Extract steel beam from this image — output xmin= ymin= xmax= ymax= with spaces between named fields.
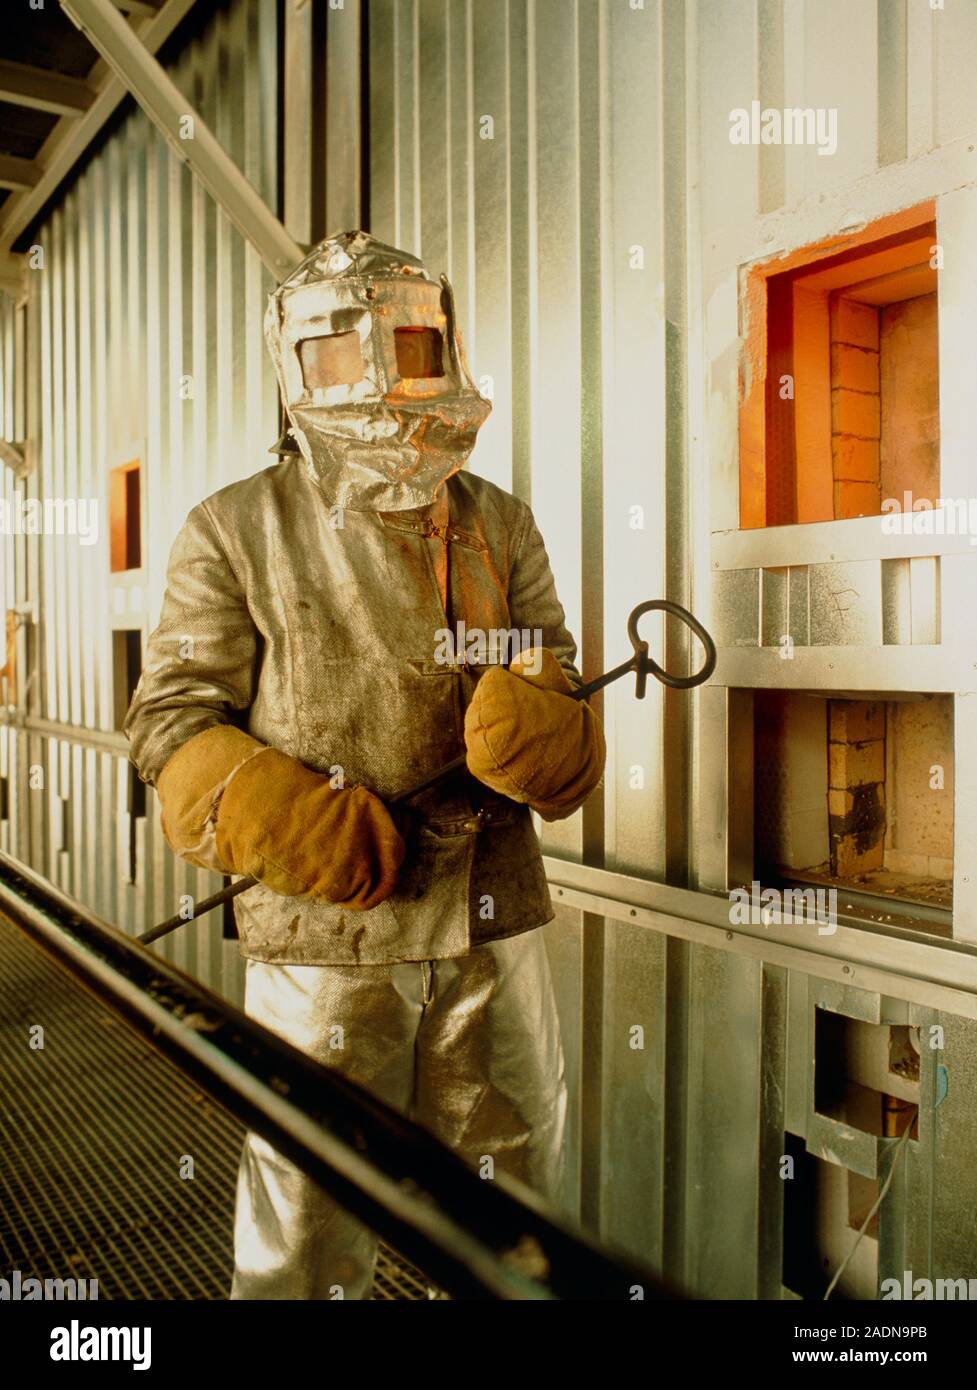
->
xmin=0 ymin=439 xmax=27 ymax=471
xmin=0 ymin=0 xmax=198 ymax=256
xmin=111 ymin=0 xmax=161 ymax=15
xmin=0 ymin=155 xmax=41 ymax=193
xmin=0 ymin=58 xmax=93 ymax=117
xmin=59 ymin=0 xmax=303 ymax=279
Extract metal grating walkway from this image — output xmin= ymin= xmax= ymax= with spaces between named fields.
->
xmin=0 ymin=912 xmax=432 ymax=1300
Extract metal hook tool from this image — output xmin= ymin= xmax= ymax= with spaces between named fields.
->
xmin=139 ymin=599 xmax=716 ymax=945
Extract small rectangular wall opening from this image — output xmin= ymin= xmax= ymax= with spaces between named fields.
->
xmin=110 ymin=460 xmax=142 ymax=572
xmin=754 ymin=690 xmax=953 ymax=922
xmin=126 ymin=764 xmax=145 ymax=885
xmin=1 ymin=610 xmax=16 ymax=706
xmin=888 ymin=1025 xmax=920 ymax=1085
xmin=223 ymin=877 xmax=240 ymax=940
xmin=112 ymin=630 xmax=143 ymax=732
xmin=814 ymin=1010 xmax=920 ymax=1142
xmin=782 ymin=1132 xmax=879 ymax=1300
xmin=739 ymin=203 xmax=939 ymax=527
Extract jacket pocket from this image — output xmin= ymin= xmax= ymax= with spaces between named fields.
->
xmin=393 ymin=822 xmax=477 ymax=904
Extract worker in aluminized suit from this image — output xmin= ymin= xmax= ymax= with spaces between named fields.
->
xmin=124 ymin=230 xmax=605 ymax=1300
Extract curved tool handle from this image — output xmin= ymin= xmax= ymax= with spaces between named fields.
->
xmin=626 ymin=599 xmax=717 ymax=692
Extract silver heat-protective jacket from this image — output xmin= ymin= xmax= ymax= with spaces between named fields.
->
xmin=124 ymin=458 xmax=581 ymax=966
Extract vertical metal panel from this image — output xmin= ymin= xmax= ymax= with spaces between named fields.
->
xmin=761 ymin=566 xmax=789 ymax=647
xmin=325 ymin=1 xmax=363 ymax=233
xmin=661 ymin=0 xmax=692 ymax=889
xmin=544 ymin=898 xmax=584 ymax=1221
xmin=599 ymin=922 xmax=668 ymax=1264
xmin=602 ymin=0 xmax=667 ymax=881
xmin=799 ymin=0 xmax=879 ymax=195
xmin=575 ymin=0 xmax=608 ymax=1231
xmin=684 ymin=944 xmax=762 ymax=1297
xmin=530 ymin=0 xmax=592 ymax=1221
xmin=0 ymin=294 xmax=18 ymax=442
xmin=931 ymin=1012 xmax=977 ymax=1276
xmin=808 ymin=560 xmax=883 ymax=646
xmin=761 ymin=961 xmax=789 ymax=1295
xmin=469 ymin=0 xmax=513 ymax=495
xmin=906 ymin=0 xmax=936 ymax=158
xmin=877 ymin=0 xmax=908 ymax=167
xmin=757 ymin=0 xmax=786 ymax=212
xmin=896 ymin=1002 xmax=937 ymax=1286
xmin=369 ymin=0 xmax=400 ymax=246
xmin=415 ymin=0 xmax=450 ymax=278
xmin=933 ymin=0 xmax=977 ymax=145
xmin=0 ymin=294 xmax=19 ymax=642
xmin=697 ymin=0 xmax=759 ymax=259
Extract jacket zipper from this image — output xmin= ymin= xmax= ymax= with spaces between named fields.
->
xmin=425 ymin=518 xmax=452 ymax=622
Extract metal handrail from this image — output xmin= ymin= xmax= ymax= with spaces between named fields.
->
xmin=0 ymin=848 xmax=675 ymax=1301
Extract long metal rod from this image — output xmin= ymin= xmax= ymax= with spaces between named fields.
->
xmin=140 ymin=874 xmax=254 ymax=945
xmin=59 ymin=0 xmax=304 ymax=280
xmin=0 ymin=848 xmax=672 ymax=1300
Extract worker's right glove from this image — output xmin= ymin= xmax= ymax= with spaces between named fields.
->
xmin=156 ymin=725 xmax=405 ymax=910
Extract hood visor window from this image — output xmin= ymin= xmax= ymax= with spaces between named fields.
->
xmin=298 ymin=331 xmax=365 ymax=390
xmin=394 ymin=326 xmax=445 ymax=380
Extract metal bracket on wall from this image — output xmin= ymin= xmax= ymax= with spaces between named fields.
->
xmin=542 ymin=856 xmax=977 ymax=1020
xmin=0 ymin=438 xmax=27 ymax=474
xmin=59 ymin=0 xmax=304 ymax=281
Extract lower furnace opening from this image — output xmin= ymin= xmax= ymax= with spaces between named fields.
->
xmin=814 ymin=1010 xmax=920 ymax=1143
xmin=753 ymin=690 xmax=953 ymax=923
xmin=781 ymin=1133 xmax=880 ymax=1301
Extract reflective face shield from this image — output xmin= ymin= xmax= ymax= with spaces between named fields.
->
xmin=264 ymin=232 xmax=492 ymax=512
xmin=297 ymin=325 xmax=445 ymax=389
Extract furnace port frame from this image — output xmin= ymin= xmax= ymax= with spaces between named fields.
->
xmin=739 ymin=200 xmax=939 ymax=530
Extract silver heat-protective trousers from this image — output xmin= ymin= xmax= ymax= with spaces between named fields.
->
xmin=230 ymin=928 xmax=567 ymax=1299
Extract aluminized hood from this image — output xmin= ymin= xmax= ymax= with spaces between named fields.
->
xmin=264 ymin=230 xmax=491 ymax=512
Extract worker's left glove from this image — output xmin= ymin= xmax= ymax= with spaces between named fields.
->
xmin=463 ymin=648 xmax=605 ymax=821
xmin=155 ymin=724 xmax=405 ymax=910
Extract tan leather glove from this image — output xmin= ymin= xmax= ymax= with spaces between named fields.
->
xmin=156 ymin=725 xmax=405 ymax=910
xmin=463 ymin=648 xmax=605 ymax=821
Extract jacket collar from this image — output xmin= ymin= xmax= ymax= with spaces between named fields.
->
xmin=377 ymin=489 xmax=486 ymax=551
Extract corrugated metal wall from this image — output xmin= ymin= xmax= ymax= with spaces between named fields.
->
xmin=367 ymin=0 xmax=977 ymax=1296
xmin=1 ymin=0 xmax=280 ymax=1005
xmin=2 ymin=0 xmax=976 ymax=1298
